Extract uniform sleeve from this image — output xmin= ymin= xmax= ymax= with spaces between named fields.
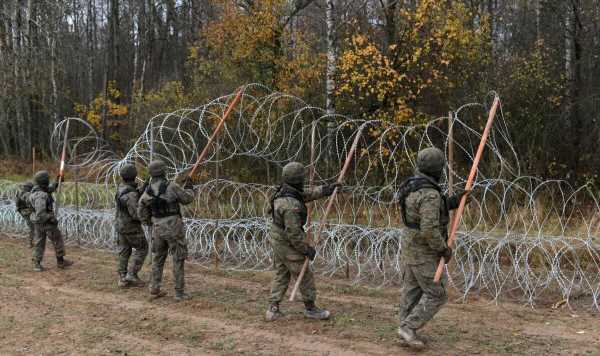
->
xmin=33 ymin=193 xmax=52 ymax=223
xmin=123 ymin=191 xmax=140 ymax=221
xmin=170 ymin=183 xmax=195 ymax=205
xmin=137 ymin=193 xmax=152 ymax=225
xmin=302 ymin=186 xmax=326 ymax=202
xmin=419 ymin=190 xmax=447 ymax=253
xmin=282 ymin=206 xmax=309 ymax=254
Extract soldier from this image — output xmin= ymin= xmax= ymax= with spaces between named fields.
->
xmin=396 ymin=147 xmax=469 ymax=349
xmin=138 ymin=160 xmax=195 ymax=301
xmin=115 ymin=163 xmax=148 ymax=288
xmin=265 ymin=162 xmax=340 ymax=322
xmin=29 ymin=170 xmax=73 ymax=272
xmin=15 ymin=181 xmax=34 ymax=248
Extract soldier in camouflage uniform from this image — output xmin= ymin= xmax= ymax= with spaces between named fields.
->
xmin=29 ymin=171 xmax=73 ymax=272
xmin=396 ymin=147 xmax=469 ymax=349
xmin=15 ymin=181 xmax=34 ymax=248
xmin=265 ymin=162 xmax=340 ymax=322
xmin=138 ymin=160 xmax=195 ymax=301
xmin=115 ymin=164 xmax=148 ymax=288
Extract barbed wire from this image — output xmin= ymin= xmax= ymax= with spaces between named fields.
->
xmin=1 ymin=85 xmax=599 ymax=309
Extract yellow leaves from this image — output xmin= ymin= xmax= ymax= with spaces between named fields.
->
xmin=75 ymin=81 xmax=128 ymax=133
xmin=337 ymin=0 xmax=490 ymax=130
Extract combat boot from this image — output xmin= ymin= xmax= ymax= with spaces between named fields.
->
xmin=118 ymin=273 xmax=130 ymax=288
xmin=149 ymin=287 xmax=167 ymax=300
xmin=33 ymin=261 xmax=44 ymax=272
xmin=174 ymin=291 xmax=192 ymax=302
xmin=303 ymin=301 xmax=330 ymax=320
xmin=57 ymin=257 xmax=73 ymax=269
xmin=397 ymin=324 xmax=425 ymax=349
xmin=125 ymin=272 xmax=146 ymax=287
xmin=265 ymin=303 xmax=284 ymax=322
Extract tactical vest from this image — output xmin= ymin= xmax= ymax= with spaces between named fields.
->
xmin=270 ymin=185 xmax=307 ymax=229
xmin=147 ymin=181 xmax=181 ymax=218
xmin=115 ymin=185 xmax=139 ymax=220
xmin=397 ymin=176 xmax=447 ymax=230
xmin=46 ymin=193 xmax=55 ymax=212
xmin=15 ymin=191 xmax=30 ymax=211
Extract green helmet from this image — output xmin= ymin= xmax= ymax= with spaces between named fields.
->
xmin=148 ymin=160 xmax=167 ymax=178
xmin=119 ymin=163 xmax=137 ymax=181
xmin=22 ymin=181 xmax=34 ymax=191
xmin=416 ymin=147 xmax=445 ymax=179
xmin=34 ymin=170 xmax=50 ymax=187
xmin=282 ymin=162 xmax=305 ymax=185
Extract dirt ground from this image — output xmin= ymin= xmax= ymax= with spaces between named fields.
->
xmin=0 ymin=235 xmax=599 ymax=356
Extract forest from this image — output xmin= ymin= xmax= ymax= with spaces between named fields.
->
xmin=0 ymin=0 xmax=599 ymax=183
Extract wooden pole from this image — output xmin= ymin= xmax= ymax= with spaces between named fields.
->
xmin=56 ymin=119 xmax=71 ymax=192
xmin=289 ymin=124 xmax=364 ymax=301
xmin=32 ymin=147 xmax=36 ymax=174
xmin=187 ymin=88 xmax=242 ymax=180
xmin=434 ymin=96 xmax=500 ymax=282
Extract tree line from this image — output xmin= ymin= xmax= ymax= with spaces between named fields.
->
xmin=0 ymin=0 xmax=599 ymax=183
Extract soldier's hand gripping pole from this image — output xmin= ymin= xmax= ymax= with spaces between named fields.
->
xmin=433 ymin=95 xmax=500 ymax=283
xmin=184 ymin=88 xmax=243 ymax=181
xmin=289 ymin=124 xmax=365 ymax=302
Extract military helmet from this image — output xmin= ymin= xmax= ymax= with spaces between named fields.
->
xmin=22 ymin=181 xmax=34 ymax=191
xmin=34 ymin=170 xmax=50 ymax=187
xmin=119 ymin=163 xmax=137 ymax=181
xmin=148 ymin=160 xmax=167 ymax=178
xmin=416 ymin=147 xmax=445 ymax=178
xmin=282 ymin=162 xmax=305 ymax=185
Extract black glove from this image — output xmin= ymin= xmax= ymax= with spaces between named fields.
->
xmin=322 ymin=182 xmax=342 ymax=196
xmin=48 ymin=217 xmax=58 ymax=225
xmin=304 ymin=246 xmax=317 ymax=261
xmin=439 ymin=247 xmax=453 ymax=263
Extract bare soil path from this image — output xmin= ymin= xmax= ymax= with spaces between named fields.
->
xmin=0 ymin=235 xmax=599 ymax=355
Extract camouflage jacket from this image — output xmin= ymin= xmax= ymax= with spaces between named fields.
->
xmin=28 ymin=186 xmax=56 ymax=225
xmin=400 ymin=172 xmax=461 ymax=265
xmin=269 ymin=184 xmax=328 ymax=255
xmin=138 ymin=178 xmax=195 ymax=226
xmin=115 ymin=182 xmax=143 ymax=235
xmin=15 ymin=190 xmax=33 ymax=216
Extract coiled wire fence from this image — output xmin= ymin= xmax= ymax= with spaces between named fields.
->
xmin=2 ymin=84 xmax=600 ymax=310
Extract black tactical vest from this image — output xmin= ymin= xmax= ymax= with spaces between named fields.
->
xmin=397 ymin=175 xmax=448 ymax=230
xmin=147 ymin=180 xmax=181 ymax=218
xmin=270 ymin=185 xmax=307 ymax=229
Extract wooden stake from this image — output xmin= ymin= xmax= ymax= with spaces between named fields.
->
xmin=32 ymin=147 xmax=36 ymax=174
xmin=187 ymin=88 xmax=242 ymax=180
xmin=434 ymin=96 xmax=500 ymax=282
xmin=289 ymin=124 xmax=364 ymax=301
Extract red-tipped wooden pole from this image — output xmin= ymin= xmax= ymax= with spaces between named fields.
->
xmin=289 ymin=124 xmax=364 ymax=301
xmin=186 ymin=88 xmax=243 ymax=180
xmin=433 ymin=96 xmax=500 ymax=282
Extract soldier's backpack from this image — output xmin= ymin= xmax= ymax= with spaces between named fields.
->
xmin=115 ymin=185 xmax=137 ymax=217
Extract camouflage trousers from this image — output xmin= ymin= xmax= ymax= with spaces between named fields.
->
xmin=150 ymin=221 xmax=188 ymax=293
xmin=269 ymin=240 xmax=316 ymax=303
xmin=398 ymin=261 xmax=448 ymax=330
xmin=117 ymin=231 xmax=148 ymax=277
xmin=32 ymin=223 xmax=65 ymax=263
xmin=19 ymin=213 xmax=34 ymax=247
